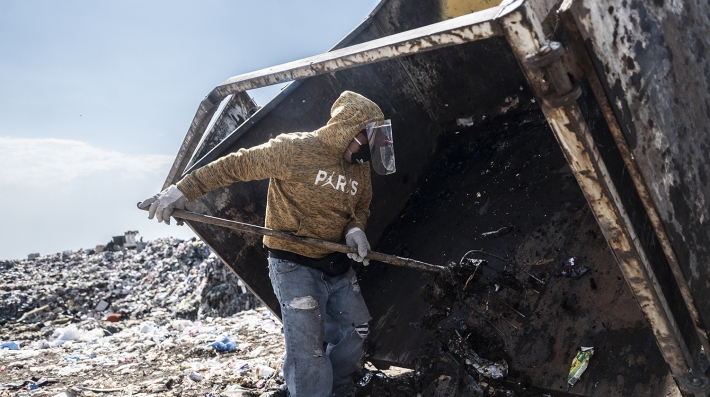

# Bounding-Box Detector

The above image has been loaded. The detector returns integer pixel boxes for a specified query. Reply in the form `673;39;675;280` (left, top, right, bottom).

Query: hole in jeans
350;276;361;292
288;296;318;310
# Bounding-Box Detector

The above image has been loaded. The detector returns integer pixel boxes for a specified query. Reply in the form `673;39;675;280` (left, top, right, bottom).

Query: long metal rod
162;6;503;189
138;206;445;274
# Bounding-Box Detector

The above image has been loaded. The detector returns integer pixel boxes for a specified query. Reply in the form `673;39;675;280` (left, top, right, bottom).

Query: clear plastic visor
366;119;396;175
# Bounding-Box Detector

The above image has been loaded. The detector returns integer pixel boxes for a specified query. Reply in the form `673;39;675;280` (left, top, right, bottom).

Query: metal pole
137;206;445;274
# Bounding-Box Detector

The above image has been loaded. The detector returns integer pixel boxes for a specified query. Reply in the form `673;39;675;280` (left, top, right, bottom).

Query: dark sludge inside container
357;109;674;396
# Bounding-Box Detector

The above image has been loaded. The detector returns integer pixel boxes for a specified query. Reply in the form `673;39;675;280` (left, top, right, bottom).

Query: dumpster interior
177;2;682;395
357;108;676;396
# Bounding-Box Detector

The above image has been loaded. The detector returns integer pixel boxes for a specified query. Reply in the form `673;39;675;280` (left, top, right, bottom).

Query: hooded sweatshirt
177;91;385;258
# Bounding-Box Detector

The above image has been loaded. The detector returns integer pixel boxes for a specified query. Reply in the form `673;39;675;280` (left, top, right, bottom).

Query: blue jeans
268;258;371;397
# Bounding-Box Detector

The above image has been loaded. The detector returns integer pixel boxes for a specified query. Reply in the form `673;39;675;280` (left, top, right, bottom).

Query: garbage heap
0;238;261;326
0;238;293;397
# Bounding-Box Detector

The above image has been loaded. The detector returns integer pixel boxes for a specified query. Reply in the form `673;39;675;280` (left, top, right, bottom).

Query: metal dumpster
159;0;710;395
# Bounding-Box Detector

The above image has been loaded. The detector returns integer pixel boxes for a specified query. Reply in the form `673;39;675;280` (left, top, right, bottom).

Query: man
139;91;396;397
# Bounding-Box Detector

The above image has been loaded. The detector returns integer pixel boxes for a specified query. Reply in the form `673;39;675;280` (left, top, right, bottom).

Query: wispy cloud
0;137;173;186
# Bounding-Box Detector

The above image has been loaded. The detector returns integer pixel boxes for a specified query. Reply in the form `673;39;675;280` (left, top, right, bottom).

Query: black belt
267;248;351;277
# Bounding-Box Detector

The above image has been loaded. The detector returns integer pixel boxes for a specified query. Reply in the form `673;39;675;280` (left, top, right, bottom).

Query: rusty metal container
161;0;710;395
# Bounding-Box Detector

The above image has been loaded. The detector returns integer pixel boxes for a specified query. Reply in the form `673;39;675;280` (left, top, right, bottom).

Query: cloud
0;137;173;186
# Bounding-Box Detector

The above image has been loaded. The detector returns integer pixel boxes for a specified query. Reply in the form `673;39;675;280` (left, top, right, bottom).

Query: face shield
366;119;396;175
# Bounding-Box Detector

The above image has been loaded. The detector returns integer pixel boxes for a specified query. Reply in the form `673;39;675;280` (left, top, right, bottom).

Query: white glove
138;185;187;225
345;228;370;266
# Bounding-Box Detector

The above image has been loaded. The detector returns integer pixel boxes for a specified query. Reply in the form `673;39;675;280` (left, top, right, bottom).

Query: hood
315;91;384;157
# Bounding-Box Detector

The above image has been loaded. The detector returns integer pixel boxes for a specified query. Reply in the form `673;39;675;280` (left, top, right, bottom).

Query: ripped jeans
268;257;371;397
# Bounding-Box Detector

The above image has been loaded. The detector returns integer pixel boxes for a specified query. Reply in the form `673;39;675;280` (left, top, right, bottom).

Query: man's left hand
345;228;370;266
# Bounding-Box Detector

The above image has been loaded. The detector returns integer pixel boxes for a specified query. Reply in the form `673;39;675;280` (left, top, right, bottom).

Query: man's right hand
138;185;187;225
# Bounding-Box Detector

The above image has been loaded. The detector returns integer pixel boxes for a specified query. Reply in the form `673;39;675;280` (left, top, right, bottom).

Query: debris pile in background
0;238;284;396
0;237;260;326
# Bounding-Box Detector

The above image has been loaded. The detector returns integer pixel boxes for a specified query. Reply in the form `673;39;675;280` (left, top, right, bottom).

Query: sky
0;0;381;259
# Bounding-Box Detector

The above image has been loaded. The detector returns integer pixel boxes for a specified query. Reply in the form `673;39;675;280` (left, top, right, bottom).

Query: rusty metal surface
559;0;710;373
500;0;705;392
186;92;256;171
162;5;504;189
565;0;710;349
211;8;501;98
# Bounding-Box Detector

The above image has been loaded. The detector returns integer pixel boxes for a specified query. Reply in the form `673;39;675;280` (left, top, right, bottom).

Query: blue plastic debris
0;341;20;350
200;336;237;352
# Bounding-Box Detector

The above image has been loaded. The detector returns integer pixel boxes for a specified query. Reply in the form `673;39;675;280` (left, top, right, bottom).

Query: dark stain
625;54;635;70
698;164;708;185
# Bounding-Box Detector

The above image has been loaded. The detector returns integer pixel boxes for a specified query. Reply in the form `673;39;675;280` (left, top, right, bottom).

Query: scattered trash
74;385;125;393
457;117;475;127
499;96;520;114
94;300;109;312
16;305;49;323
49;326;85;347
567;346;594;389
1;236;528;396
0;342;19;350
255;364;275;379
0;237;261;327
105;313;121;322
559;257;591;278
200;336;238;352
0;237;278;396
480;226;512;238
448;334;508;379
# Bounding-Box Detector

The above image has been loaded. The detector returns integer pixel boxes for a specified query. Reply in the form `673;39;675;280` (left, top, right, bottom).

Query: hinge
524;41;581;108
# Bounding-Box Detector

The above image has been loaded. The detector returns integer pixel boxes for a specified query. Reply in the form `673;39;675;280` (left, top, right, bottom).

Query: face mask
347;137;371;164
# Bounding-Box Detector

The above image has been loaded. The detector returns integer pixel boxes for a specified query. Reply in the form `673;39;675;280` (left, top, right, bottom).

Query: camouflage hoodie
177;91;385;258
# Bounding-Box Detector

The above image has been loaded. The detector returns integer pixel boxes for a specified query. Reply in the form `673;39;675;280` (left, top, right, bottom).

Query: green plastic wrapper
567;346;594;389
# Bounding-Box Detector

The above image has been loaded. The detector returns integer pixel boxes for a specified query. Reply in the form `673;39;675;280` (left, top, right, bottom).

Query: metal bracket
524;41;581;108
